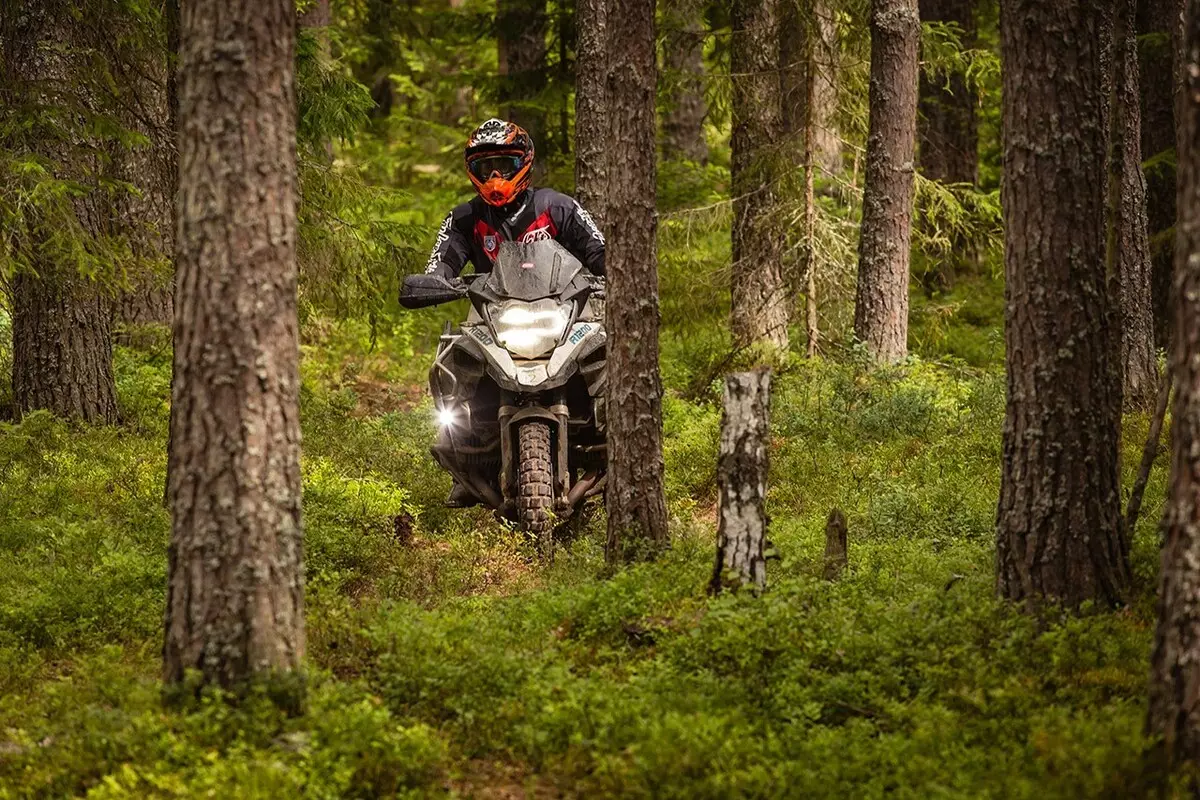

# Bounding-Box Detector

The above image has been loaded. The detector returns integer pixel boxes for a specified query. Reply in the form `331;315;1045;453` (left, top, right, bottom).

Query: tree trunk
731;0;789;351
575;0;608;226
823;508;848;581
710;370;771;594
781;0;841;174
1148;0;1200;766
853;0;919;364
497;0;548;158
164;0;305;693
1139;0;1183;347
1;4;119;424
661;0;708;162
995;0;1130;610
1111;0;1159;409
917;0;977;289
117;6;175;331
604;0;669;564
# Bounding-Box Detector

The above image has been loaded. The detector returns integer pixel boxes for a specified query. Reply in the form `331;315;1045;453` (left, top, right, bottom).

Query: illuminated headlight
491;299;572;359
437;407;457;427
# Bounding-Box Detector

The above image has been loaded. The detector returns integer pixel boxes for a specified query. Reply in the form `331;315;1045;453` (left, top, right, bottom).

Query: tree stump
710;369;771;594
823;508;848;581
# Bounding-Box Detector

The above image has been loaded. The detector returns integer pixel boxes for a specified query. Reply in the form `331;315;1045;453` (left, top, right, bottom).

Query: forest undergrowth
0;227;1176;797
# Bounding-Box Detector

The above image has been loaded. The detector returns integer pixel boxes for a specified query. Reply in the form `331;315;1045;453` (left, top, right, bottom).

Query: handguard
399;274;468;309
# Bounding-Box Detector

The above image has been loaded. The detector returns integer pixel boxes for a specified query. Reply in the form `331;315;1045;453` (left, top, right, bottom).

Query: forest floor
0;243;1181;797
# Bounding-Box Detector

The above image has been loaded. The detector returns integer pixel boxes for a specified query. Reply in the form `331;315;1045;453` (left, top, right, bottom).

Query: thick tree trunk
498;0;548;157
1139;0;1183;347
575;0;608;226
853;0;919;364
1111;0;1160;409
604;0;669;564
710;370;771;594
661;0;708;162
1;4;119;424
731;0;789;351
995;0;1130;609
1149;0;1200;766
164;0;305;692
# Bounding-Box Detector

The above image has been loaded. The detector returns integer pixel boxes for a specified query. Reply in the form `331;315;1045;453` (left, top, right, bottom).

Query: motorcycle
399;240;607;555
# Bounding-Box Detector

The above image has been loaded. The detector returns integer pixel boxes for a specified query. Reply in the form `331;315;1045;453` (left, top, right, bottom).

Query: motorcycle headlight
491;299;572;359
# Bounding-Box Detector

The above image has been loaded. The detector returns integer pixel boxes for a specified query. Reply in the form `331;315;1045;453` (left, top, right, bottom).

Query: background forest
0;0;1194;797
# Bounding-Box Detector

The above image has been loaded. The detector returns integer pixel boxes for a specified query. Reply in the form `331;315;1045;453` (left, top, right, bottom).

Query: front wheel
516;420;554;558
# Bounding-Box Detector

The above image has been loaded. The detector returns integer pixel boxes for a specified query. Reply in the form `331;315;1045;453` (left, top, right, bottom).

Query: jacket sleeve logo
425;215;453;273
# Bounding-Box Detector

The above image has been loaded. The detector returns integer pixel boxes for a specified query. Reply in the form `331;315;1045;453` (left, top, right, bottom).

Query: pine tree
995;0;1129;609
1149;0;1200;769
575;0;608;225
604;0;669;563
662;0;708;163
731;0;789;351
1110;0;1158;409
164;0;305;693
498;0;549;158
853;0;920;364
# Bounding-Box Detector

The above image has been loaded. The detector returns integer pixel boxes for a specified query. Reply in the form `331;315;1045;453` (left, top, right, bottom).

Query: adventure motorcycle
400;240;607;554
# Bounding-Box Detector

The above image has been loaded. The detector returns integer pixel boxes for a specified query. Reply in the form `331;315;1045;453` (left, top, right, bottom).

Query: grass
0;246;1181;797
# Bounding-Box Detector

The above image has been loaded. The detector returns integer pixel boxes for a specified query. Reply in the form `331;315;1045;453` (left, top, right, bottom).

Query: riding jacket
423;188;606;279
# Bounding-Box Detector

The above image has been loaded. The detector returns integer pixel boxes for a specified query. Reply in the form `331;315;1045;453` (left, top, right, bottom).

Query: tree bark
604;0;669;564
731;0;789;351
497;0;548;158
995;0;1130;610
575;0;608;226
164;0;305;692
710;370;771;594
853;0;919;364
1138;0;1183;347
823;508;848;581
1148;0;1200;766
661;0;708;162
1;3;120;424
1111;0;1160;409
117;5;175;331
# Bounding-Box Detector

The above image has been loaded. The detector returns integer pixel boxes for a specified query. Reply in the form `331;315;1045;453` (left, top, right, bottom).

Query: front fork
498;389;570;517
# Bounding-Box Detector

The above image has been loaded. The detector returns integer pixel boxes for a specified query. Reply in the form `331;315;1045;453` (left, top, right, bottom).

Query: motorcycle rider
420;118;606;282
413;118;606;508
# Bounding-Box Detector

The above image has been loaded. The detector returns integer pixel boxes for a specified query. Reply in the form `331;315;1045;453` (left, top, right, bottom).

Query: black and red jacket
423;187;605;279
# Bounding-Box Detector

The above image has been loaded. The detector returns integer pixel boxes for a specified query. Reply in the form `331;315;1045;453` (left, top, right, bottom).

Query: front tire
517;420;554;558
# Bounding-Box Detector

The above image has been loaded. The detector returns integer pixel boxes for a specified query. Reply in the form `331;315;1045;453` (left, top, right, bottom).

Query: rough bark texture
498;0;548;158
1111;0;1160;409
575;0;608;227
853;0;919;364
823;508;848;581
1148;0;1200;768
1139;0;1183;347
604;0;669;564
1;4;119;424
661;0;708;162
710;370;771;594
731;0;789;351
995;0;1130;609
164;0;305;690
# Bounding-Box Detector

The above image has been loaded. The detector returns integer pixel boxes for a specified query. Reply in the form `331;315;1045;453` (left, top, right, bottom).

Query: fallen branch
1125;369;1172;537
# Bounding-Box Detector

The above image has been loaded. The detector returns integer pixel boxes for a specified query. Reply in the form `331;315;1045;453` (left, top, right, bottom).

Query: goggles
469;153;522;181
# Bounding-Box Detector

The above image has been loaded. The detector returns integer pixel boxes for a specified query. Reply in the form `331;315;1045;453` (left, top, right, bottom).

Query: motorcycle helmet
465;118;535;207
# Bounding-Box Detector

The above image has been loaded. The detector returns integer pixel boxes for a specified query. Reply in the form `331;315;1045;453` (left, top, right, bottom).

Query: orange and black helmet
465;118;535;207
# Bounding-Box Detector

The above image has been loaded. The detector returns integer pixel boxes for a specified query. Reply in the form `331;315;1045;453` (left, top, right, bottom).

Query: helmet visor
469;153;522;181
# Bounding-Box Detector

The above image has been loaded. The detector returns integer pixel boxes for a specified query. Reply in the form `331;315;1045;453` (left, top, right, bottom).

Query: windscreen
484;240;583;302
